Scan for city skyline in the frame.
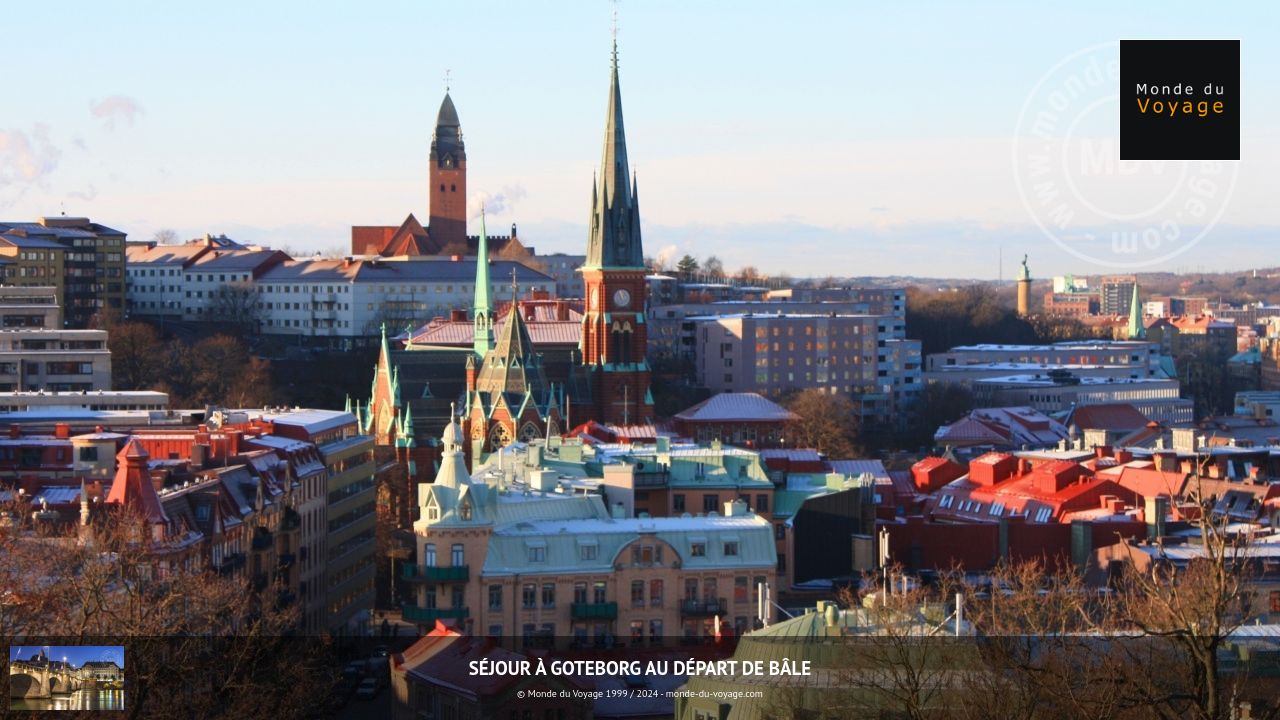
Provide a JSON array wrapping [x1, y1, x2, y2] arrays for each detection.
[[8, 646, 124, 669], [2, 1, 1275, 277]]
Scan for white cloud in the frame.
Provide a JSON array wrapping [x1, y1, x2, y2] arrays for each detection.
[[0, 124, 61, 205], [89, 95, 144, 130], [468, 184, 527, 220]]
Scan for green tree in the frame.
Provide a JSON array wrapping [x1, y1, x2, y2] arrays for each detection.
[[676, 254, 699, 278]]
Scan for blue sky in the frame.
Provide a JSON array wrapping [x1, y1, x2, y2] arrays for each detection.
[[2, 1, 1275, 277], [9, 645, 124, 668]]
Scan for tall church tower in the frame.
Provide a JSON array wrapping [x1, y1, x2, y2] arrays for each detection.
[[429, 93, 467, 248], [472, 211, 494, 358], [580, 40, 653, 425]]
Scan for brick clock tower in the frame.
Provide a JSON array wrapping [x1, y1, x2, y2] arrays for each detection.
[[429, 92, 467, 248], [580, 41, 653, 426]]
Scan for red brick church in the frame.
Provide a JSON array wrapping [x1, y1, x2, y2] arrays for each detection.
[[350, 92, 534, 262]]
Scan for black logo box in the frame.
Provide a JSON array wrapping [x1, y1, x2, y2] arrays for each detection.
[[1120, 40, 1239, 160]]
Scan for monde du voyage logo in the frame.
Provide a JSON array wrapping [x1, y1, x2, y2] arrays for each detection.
[[1121, 40, 1239, 160]]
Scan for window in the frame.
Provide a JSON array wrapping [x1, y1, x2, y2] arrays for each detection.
[[424, 544, 437, 567], [527, 545, 546, 563], [775, 523, 785, 540], [702, 494, 719, 513], [649, 619, 663, 644], [735, 576, 748, 603], [451, 544, 464, 566], [592, 581, 607, 604], [542, 583, 556, 608], [574, 582, 587, 604], [756, 494, 769, 513], [78, 446, 98, 462], [650, 579, 663, 607], [989, 503, 1004, 516], [489, 584, 503, 610], [1034, 507, 1053, 523], [579, 544, 598, 561], [723, 541, 739, 556], [673, 494, 685, 512], [631, 580, 645, 607], [691, 542, 706, 557], [451, 586, 464, 609], [522, 584, 536, 609]]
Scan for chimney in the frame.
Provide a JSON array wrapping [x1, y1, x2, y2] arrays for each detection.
[[54, 423, 70, 440], [226, 429, 243, 455], [191, 443, 209, 469], [1114, 449, 1133, 464]]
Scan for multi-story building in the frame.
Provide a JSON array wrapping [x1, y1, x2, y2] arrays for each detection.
[[925, 341, 1162, 387], [1043, 291, 1098, 317], [179, 248, 289, 322], [255, 257, 554, 347], [0, 328, 110, 392], [1145, 315, 1237, 357], [260, 409, 378, 635], [0, 235, 66, 305], [0, 217, 126, 328], [125, 234, 287, 322], [971, 373, 1193, 425], [540, 253, 586, 299], [1099, 275, 1138, 316], [0, 407, 374, 635], [0, 286, 60, 328], [407, 420, 778, 646], [686, 312, 921, 428], [648, 299, 903, 361]]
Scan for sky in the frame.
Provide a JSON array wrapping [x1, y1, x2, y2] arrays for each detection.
[[1, 1, 1276, 279], [9, 645, 124, 668]]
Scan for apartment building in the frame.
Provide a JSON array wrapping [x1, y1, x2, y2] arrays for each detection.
[[407, 421, 778, 647], [0, 217, 126, 328]]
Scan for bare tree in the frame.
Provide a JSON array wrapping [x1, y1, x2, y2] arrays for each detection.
[[205, 282, 263, 335], [151, 228, 179, 245]]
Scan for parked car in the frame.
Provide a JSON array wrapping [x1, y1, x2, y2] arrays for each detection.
[[355, 678, 379, 700], [341, 660, 366, 681]]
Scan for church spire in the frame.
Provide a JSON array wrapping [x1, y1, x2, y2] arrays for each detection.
[[1127, 282, 1145, 339], [473, 210, 494, 357], [585, 39, 644, 270]]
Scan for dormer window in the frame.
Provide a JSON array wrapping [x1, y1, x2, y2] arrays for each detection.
[[427, 505, 440, 521], [459, 499, 472, 521]]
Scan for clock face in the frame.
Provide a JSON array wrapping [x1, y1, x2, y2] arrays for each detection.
[[613, 288, 631, 308]]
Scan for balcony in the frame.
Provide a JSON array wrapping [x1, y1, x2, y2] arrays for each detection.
[[680, 598, 727, 616], [570, 602, 618, 620], [401, 564, 469, 583], [401, 603, 469, 624]]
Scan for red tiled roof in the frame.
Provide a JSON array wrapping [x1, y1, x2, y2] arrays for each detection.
[[1069, 403, 1151, 432], [104, 439, 167, 524]]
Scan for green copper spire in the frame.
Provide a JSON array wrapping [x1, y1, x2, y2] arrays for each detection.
[[1127, 282, 1145, 339], [585, 38, 644, 270], [473, 210, 494, 358]]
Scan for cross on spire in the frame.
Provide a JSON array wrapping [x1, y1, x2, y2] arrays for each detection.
[[444, 68, 452, 92], [510, 267, 519, 301]]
